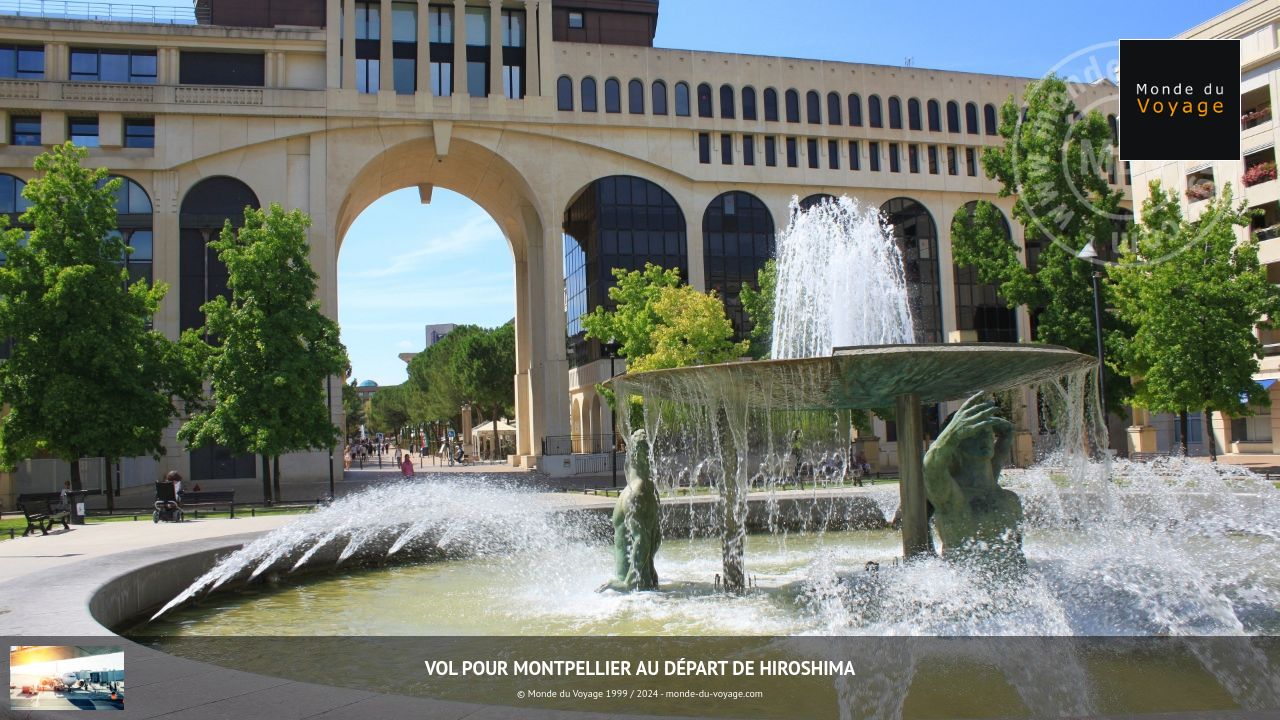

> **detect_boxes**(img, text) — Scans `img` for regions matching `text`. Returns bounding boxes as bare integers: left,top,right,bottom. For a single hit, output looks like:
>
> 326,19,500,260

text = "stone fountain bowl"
609,343,1097,409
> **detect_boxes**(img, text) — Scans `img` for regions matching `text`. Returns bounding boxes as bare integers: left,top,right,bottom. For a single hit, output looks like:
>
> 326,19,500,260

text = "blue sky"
145,0,1243,384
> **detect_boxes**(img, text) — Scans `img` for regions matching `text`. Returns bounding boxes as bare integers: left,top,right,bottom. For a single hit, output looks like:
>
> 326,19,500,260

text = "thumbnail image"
9,646,124,712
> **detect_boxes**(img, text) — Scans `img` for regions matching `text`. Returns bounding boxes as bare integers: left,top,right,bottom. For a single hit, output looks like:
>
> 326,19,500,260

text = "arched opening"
180,175,261,481
946,100,960,132
806,90,821,124
927,99,941,131
563,175,687,369
868,94,883,128
627,78,644,114
907,98,922,131
881,197,941,343
674,81,690,116
581,76,597,112
848,93,862,126
799,193,836,211
764,88,779,122
106,175,153,286
702,191,775,341
742,86,757,121
785,89,800,123
719,84,735,119
888,96,902,129
984,103,999,136
697,82,713,118
651,80,667,115
604,77,621,113
965,102,979,134
952,201,1017,342
0,173,29,360
556,75,573,110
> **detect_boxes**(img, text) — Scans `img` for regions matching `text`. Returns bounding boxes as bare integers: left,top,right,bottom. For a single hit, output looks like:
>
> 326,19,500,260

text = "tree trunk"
261,454,273,505
1178,410,1190,456
69,456,82,491
493,403,501,463
1204,408,1218,462
104,459,115,512
272,455,281,500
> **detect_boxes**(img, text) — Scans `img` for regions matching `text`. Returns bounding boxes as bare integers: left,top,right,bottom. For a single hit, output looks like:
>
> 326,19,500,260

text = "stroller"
153,482,184,523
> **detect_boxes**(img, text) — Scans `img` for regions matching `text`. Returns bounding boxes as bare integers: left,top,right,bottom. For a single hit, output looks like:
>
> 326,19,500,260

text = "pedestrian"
59,480,71,511
393,445,402,464
400,453,414,478
343,445,351,470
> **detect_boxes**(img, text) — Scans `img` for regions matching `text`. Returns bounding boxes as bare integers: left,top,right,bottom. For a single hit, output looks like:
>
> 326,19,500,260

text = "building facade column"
379,0,394,93
44,42,67,81
536,0,552,101
488,0,502,98
522,0,539,97
416,0,431,95
342,0,356,89
452,0,468,97
326,0,341,88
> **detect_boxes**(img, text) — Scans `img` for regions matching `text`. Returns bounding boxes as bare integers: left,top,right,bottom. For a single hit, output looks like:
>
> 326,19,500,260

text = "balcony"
0,0,206,25
1242,105,1272,130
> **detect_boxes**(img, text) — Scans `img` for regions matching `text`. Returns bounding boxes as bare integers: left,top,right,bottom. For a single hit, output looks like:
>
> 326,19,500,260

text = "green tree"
0,144,200,501
1111,182,1280,459
951,74,1131,413
368,383,411,436
180,203,348,503
450,322,516,459
740,259,776,359
343,380,365,438
406,324,484,423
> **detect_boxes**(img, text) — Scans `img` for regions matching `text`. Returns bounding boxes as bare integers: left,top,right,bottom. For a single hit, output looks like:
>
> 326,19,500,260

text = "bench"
18,497,70,536
179,490,237,519
1130,452,1171,463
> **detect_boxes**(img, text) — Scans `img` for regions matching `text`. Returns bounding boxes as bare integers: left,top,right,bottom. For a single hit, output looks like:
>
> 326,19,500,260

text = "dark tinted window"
674,82,690,116
605,78,621,113
651,80,667,115
581,77,597,111
179,51,265,86
702,191,775,341
868,95,882,128
557,75,573,110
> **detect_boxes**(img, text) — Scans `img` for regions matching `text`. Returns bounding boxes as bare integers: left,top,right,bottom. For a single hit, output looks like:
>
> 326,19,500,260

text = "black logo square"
1120,39,1240,161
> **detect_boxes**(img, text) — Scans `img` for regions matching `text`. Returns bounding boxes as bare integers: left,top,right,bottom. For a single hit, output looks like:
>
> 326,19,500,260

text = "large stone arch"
702,190,775,340
952,201,1017,342
881,196,942,343
326,128,565,464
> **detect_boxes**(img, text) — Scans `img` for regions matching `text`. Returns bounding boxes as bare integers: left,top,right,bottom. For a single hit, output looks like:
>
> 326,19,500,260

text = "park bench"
179,490,237,518
18,495,70,536
1130,452,1171,463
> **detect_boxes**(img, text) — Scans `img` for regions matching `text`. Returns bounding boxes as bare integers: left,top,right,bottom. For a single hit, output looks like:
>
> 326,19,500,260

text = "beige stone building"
1128,0,1280,457
0,0,1124,504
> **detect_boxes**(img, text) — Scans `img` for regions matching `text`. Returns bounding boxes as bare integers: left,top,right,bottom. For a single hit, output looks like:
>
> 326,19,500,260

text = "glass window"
674,81,689,116
927,145,938,174
394,58,415,94
557,76,574,110
889,143,900,172
501,9,524,47
720,84,735,119
581,77,597,112
568,11,584,29
429,7,453,43
908,98,922,130
697,83,713,118
966,147,977,176
807,138,819,168
69,117,99,147
124,118,155,149
848,93,862,126
702,191,775,341
888,96,902,129
356,58,379,93
742,87,757,121
946,101,960,132
110,176,152,215
947,146,958,175
828,139,839,170
806,91,821,124
848,140,860,171
392,2,416,41
868,95,882,128
698,133,710,164
465,7,489,45
765,136,777,166
908,144,919,173
0,45,43,79
70,49,156,84
605,78,621,113
764,88,778,122
628,79,644,114
721,134,733,165
786,137,798,167
466,61,485,96
10,116,39,146
0,174,29,215
785,89,799,123
827,92,842,125
965,102,979,134
651,81,667,115
868,141,880,171
927,99,941,132
881,197,942,343
953,202,1016,342
355,1,380,40
984,104,998,135
430,61,452,96
743,136,755,166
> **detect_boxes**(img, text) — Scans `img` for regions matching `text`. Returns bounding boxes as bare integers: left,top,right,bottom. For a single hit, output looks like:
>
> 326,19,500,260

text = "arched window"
651,80,667,115
848,93,862,126
785,89,800,123
806,90,821,124
827,92,842,125
556,75,573,111
881,197,941,343
952,201,1016,342
719,84,735,119
927,99,941,131
888,96,902,129
581,77,597,112
674,81,690,116
907,98,922,131
106,175,153,286
0,173,30,222
563,175,688,368
984,103,999,136
703,191,775,341
742,86,757,121
946,100,960,132
181,175,261,481
764,88,779,122
697,82,713,118
868,94,883,128
799,193,837,211
965,102,979,134
604,77,621,113
1107,113,1118,146
628,78,644,114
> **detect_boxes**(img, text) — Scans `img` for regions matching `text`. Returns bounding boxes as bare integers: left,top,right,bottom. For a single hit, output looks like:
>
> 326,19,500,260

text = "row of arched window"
556,76,1001,135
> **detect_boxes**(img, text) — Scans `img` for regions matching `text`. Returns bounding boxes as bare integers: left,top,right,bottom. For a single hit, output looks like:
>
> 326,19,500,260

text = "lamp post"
326,374,335,499
1076,241,1107,413
604,338,622,487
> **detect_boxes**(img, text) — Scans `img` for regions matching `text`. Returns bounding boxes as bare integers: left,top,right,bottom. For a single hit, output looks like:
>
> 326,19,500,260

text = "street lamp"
1076,241,1107,414
604,338,622,488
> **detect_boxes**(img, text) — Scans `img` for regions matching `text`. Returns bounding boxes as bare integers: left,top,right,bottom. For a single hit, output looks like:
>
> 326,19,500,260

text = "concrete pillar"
488,0,502,98
526,204,571,460
40,111,65,146
416,0,430,95
44,43,67,81
936,202,958,339
379,0,393,93
513,255,533,459
536,0,552,100
685,193,706,291
452,0,468,97
522,0,539,97
98,113,123,148
896,393,932,559
342,0,356,90
326,0,341,88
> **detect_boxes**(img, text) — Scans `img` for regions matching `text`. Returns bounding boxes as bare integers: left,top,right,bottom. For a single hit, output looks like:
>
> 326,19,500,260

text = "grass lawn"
0,505,314,541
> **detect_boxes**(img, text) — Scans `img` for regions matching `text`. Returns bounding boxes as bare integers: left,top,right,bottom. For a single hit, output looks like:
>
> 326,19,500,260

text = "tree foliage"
740,259,776,359
0,144,200,491
1110,182,1280,457
343,380,365,436
368,383,412,435
950,74,1131,412
404,322,515,437
179,203,348,501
